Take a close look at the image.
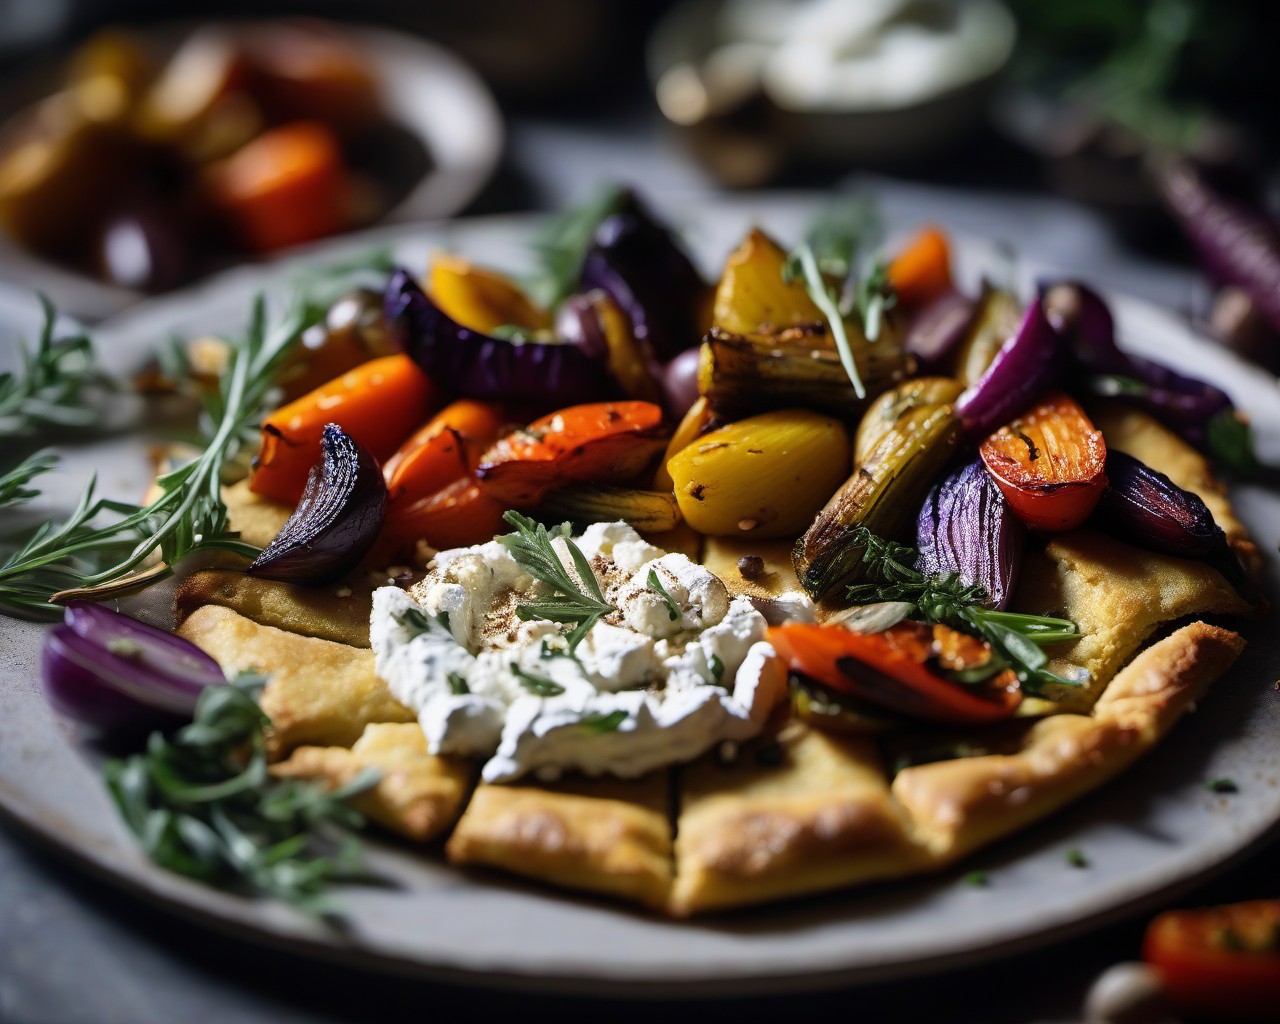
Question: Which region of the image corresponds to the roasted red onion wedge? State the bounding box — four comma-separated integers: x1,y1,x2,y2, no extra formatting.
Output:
43,602,226,736
916,459,1024,611
903,289,978,373
250,423,387,584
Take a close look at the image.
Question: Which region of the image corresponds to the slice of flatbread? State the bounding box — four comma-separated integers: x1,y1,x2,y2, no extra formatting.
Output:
1014,531,1250,712
669,725,925,916
892,621,1243,861
446,773,673,911
272,723,475,842
175,605,413,756
222,478,293,549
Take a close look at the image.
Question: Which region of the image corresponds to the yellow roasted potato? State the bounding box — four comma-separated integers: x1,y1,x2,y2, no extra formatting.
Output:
712,228,824,335
668,408,849,539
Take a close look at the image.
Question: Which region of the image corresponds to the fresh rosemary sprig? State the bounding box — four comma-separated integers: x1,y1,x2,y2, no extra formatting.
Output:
498,511,616,652
511,664,566,697
647,567,680,622
105,673,380,916
0,288,322,618
782,197,896,400
525,185,623,307
0,296,99,435
844,526,1084,696
0,451,57,512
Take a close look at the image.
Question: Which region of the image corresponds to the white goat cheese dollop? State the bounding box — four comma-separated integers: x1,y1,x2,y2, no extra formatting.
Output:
370,521,786,782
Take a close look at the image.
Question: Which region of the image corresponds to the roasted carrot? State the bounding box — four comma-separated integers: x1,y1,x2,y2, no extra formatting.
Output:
429,254,550,335
888,226,953,309
769,622,1021,725
250,354,441,505
382,476,508,551
980,391,1107,531
476,401,668,506
383,399,506,503
206,121,348,253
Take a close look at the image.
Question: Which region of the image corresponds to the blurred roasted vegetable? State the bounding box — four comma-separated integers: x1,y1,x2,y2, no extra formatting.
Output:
950,284,1021,386
540,485,680,533
888,226,953,309
579,190,707,366
476,401,667,506
903,290,978,374
698,325,909,421
795,388,960,601
250,353,440,505
429,254,550,336
386,269,614,408
916,459,1024,611
979,391,1107,532
711,228,824,334
250,424,388,584
667,409,850,540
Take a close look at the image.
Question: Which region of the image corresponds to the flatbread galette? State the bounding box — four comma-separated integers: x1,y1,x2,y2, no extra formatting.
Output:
173,400,1260,917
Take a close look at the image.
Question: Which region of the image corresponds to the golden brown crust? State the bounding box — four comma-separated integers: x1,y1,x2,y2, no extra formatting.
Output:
669,724,924,916
174,605,413,756
1013,530,1250,712
445,773,673,911
222,479,294,549
272,723,475,842
891,622,1244,862
176,569,374,648
701,537,804,615
1093,402,1260,575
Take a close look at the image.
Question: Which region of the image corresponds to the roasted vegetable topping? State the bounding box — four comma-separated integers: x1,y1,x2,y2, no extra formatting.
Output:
979,391,1108,532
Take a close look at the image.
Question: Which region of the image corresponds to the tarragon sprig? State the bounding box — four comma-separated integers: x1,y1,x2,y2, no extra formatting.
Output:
782,197,896,400
498,511,616,652
844,526,1084,696
106,673,380,917
0,296,99,435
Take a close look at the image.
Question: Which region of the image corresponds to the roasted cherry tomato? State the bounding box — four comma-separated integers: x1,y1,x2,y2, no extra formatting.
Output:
980,391,1107,531
768,622,1021,725
1143,899,1280,1020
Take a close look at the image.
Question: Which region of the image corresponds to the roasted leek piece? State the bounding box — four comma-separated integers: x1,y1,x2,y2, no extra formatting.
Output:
540,484,681,533
949,284,1021,386
854,376,963,465
794,391,961,602
698,326,910,420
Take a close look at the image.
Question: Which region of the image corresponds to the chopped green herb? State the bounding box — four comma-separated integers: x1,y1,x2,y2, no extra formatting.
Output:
0,296,100,436
525,186,623,307
394,606,454,642
1065,847,1089,869
709,653,726,685
0,451,58,513
578,710,628,734
511,664,565,697
499,511,616,652
844,526,1085,697
964,870,989,888
647,568,680,622
446,672,470,696
1206,777,1239,794
104,674,380,917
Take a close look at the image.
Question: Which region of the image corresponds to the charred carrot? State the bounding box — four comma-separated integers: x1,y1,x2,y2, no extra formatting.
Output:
888,226,953,309
476,401,668,506
383,399,506,503
428,254,550,335
980,391,1107,531
382,476,508,551
250,354,441,505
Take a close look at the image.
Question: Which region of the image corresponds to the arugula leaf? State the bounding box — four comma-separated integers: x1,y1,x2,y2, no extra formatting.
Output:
105,674,380,917
498,511,616,652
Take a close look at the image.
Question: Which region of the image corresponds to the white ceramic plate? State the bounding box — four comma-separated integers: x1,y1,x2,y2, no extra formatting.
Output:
2,199,1279,996
0,23,503,322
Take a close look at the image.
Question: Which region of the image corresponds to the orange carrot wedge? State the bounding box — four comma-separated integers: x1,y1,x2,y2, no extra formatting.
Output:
382,476,509,551
888,226,953,309
476,401,668,506
250,354,441,505
383,399,506,504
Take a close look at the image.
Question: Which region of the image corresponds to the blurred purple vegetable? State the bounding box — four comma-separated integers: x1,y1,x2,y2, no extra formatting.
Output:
1094,449,1254,598
250,423,386,585
1157,160,1280,336
385,269,614,406
954,298,1064,439
43,602,225,736
578,190,706,366
1042,281,1255,472
96,202,188,292
661,346,702,416
903,289,977,373
916,459,1024,610
553,292,610,361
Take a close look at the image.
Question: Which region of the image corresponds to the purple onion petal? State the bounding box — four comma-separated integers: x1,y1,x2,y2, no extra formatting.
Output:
904,289,977,372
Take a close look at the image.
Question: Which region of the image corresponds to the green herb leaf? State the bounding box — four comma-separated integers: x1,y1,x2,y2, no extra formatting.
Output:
447,671,470,695
498,511,616,652
511,664,565,697
1206,777,1239,794
964,870,990,888
0,451,58,512
578,710,628,734
647,567,680,622
1205,409,1259,477
1065,847,1089,869
709,653,726,685
525,186,623,307
0,296,100,435
105,675,381,918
